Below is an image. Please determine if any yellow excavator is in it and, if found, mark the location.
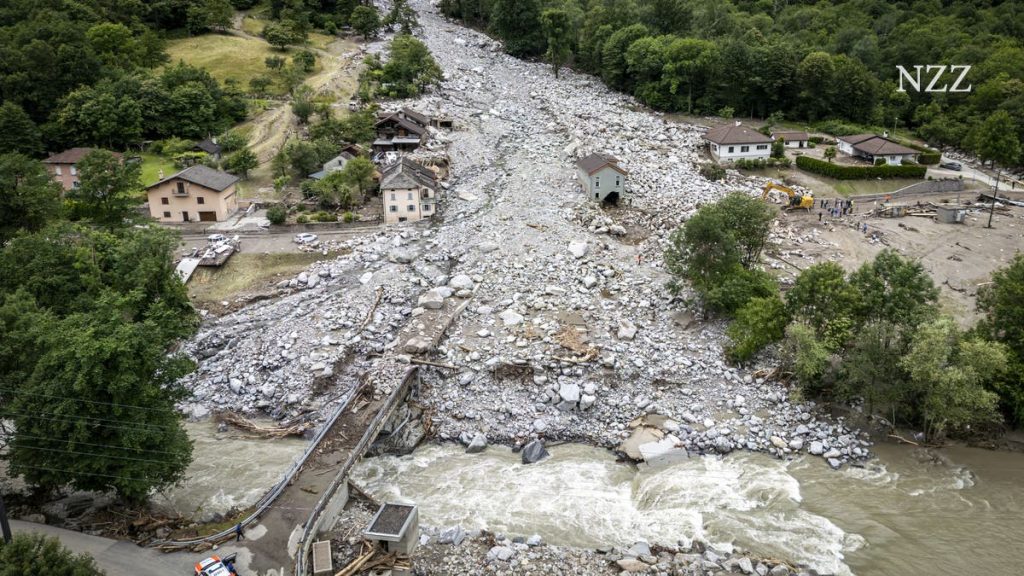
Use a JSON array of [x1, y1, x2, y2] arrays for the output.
[[762, 181, 814, 211]]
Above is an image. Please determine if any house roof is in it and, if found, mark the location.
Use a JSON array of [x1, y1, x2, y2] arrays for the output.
[[771, 130, 809, 141], [838, 133, 878, 146], [576, 153, 627, 176], [43, 147, 122, 164], [842, 134, 918, 156], [703, 123, 773, 145], [194, 138, 222, 155], [381, 158, 436, 190], [148, 164, 239, 192], [376, 113, 426, 136], [400, 108, 430, 127]]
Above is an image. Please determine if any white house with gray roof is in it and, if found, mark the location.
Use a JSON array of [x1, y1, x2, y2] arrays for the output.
[[576, 152, 628, 203], [381, 158, 438, 224], [703, 122, 772, 162]]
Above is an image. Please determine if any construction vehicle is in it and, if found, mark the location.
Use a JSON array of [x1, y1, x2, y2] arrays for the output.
[[194, 554, 238, 576], [762, 182, 814, 210]]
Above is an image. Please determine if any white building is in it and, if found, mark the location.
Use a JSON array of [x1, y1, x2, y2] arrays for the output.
[[770, 130, 810, 148], [703, 122, 772, 162], [576, 153, 628, 204], [381, 158, 438, 225], [837, 134, 919, 166]]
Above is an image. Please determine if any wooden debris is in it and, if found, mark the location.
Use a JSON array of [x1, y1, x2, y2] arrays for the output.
[[410, 358, 460, 370], [358, 287, 385, 333], [215, 412, 309, 438]]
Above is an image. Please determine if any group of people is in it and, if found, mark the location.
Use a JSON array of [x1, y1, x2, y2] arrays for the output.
[[817, 197, 854, 221]]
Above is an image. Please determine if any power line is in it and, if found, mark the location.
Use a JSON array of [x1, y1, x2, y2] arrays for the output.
[[0, 411, 177, 433], [0, 432, 187, 456], [6, 444, 174, 466], [1, 407, 178, 431], [11, 464, 157, 483], [0, 387, 172, 413]]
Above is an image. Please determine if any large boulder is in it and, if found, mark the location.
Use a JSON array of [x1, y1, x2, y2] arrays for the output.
[[521, 439, 549, 464], [499, 309, 524, 326], [418, 289, 445, 310], [449, 274, 475, 291], [466, 433, 488, 454], [568, 241, 588, 259]]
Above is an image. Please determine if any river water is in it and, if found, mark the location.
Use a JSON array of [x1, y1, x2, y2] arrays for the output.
[[350, 442, 1024, 576], [150, 421, 308, 520]]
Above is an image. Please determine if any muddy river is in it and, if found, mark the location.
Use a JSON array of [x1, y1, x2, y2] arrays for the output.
[[351, 442, 1024, 576]]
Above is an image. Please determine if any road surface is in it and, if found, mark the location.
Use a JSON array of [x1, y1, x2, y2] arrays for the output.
[[10, 520, 257, 576]]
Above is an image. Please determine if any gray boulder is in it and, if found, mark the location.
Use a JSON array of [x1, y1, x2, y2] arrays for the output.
[[466, 433, 488, 454], [418, 289, 445, 310], [521, 440, 549, 464]]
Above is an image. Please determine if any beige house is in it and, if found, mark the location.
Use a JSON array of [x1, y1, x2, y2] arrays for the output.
[[576, 153, 628, 203], [146, 165, 239, 223], [770, 130, 810, 148], [42, 147, 122, 192], [703, 122, 772, 162], [381, 158, 438, 225], [837, 134, 919, 166]]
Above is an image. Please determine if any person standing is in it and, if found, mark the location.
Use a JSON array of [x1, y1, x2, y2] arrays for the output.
[[235, 522, 245, 542]]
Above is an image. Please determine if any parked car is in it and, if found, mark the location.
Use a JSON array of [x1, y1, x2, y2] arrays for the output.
[[207, 234, 227, 243], [194, 554, 237, 576], [294, 233, 318, 244], [939, 160, 962, 171]]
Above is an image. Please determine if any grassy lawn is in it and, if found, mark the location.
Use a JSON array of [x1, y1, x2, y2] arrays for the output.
[[139, 153, 177, 186], [241, 16, 266, 37], [188, 252, 328, 306], [165, 33, 290, 95]]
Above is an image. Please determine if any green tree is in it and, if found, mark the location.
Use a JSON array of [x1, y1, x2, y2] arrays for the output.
[[386, 0, 419, 34], [785, 262, 860, 346], [67, 150, 141, 227], [313, 171, 354, 208], [839, 320, 909, 418], [0, 533, 104, 576], [224, 148, 259, 178], [266, 203, 287, 224], [541, 9, 573, 79], [726, 295, 789, 362], [0, 154, 62, 242], [602, 25, 649, 91], [771, 137, 785, 159], [266, 55, 287, 70], [379, 35, 443, 98], [292, 86, 315, 124], [0, 102, 42, 156], [351, 5, 382, 39], [976, 255, 1024, 424], [263, 21, 299, 50], [782, 322, 831, 387], [849, 249, 939, 329], [250, 75, 273, 95], [54, 83, 143, 149], [824, 146, 837, 163], [293, 50, 316, 72], [491, 0, 546, 57], [972, 110, 1022, 228], [902, 317, 1004, 440], [339, 156, 374, 197], [796, 51, 835, 121]]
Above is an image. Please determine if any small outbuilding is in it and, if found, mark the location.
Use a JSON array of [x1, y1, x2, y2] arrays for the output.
[[576, 153, 628, 204], [770, 130, 810, 148], [936, 204, 966, 224]]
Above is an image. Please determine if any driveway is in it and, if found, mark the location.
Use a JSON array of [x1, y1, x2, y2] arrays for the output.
[[10, 520, 259, 576]]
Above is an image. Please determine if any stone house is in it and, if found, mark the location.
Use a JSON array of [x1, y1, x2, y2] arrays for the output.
[[770, 130, 810, 148], [381, 158, 438, 225], [837, 134, 919, 165], [576, 153, 628, 204], [42, 147, 122, 192], [703, 122, 772, 162], [146, 164, 239, 223], [373, 111, 428, 154]]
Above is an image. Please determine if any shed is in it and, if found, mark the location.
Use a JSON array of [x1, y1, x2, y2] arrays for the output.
[[936, 205, 966, 224]]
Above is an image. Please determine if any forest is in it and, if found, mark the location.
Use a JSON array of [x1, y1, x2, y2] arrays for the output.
[[441, 0, 1024, 165]]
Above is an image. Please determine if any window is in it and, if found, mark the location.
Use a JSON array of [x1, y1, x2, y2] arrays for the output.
[[756, 144, 768, 150], [740, 145, 750, 152], [55, 166, 62, 176], [407, 192, 413, 200], [72, 181, 80, 188], [163, 211, 171, 218], [70, 166, 77, 175], [408, 205, 415, 212], [728, 146, 734, 153], [423, 204, 431, 212], [389, 205, 397, 212], [176, 182, 186, 195], [390, 193, 396, 201], [197, 197, 205, 205], [711, 144, 718, 152], [161, 197, 169, 205], [595, 177, 600, 188], [615, 176, 620, 186]]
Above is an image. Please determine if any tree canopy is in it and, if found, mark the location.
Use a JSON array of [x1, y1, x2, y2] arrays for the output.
[[0, 533, 105, 576]]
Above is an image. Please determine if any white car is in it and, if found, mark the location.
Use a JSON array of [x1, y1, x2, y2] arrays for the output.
[[294, 233, 318, 244], [207, 234, 227, 243]]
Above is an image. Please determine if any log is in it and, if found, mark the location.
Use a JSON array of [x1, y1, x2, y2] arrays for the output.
[[359, 286, 385, 332], [215, 412, 308, 438], [410, 358, 460, 370]]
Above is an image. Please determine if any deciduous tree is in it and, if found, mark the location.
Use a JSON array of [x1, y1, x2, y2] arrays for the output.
[[0, 533, 104, 576], [0, 154, 61, 241], [541, 9, 573, 79]]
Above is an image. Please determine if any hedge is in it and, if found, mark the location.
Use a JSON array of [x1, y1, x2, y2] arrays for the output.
[[900, 141, 941, 164], [795, 156, 927, 180]]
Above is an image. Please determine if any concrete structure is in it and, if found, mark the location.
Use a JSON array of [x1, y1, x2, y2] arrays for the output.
[[936, 204, 967, 224], [771, 130, 809, 148], [42, 147, 122, 192], [364, 503, 419, 576], [146, 165, 239, 223], [381, 158, 438, 225], [703, 122, 772, 162], [837, 134, 919, 165], [576, 152, 628, 203]]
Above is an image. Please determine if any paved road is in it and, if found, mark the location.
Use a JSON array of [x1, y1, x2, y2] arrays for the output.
[[10, 520, 257, 576]]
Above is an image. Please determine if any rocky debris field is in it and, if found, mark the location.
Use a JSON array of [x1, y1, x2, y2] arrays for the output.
[[330, 498, 808, 576]]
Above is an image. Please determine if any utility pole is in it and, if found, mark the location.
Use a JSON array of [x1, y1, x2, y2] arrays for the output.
[[0, 492, 12, 544], [988, 168, 1001, 229]]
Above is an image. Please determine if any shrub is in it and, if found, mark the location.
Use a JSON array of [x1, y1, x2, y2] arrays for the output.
[[300, 180, 318, 199], [296, 214, 310, 223], [874, 157, 886, 166], [795, 155, 927, 180], [266, 204, 287, 224], [343, 211, 356, 223], [726, 295, 790, 362], [699, 163, 726, 181], [809, 136, 824, 144], [314, 211, 337, 222]]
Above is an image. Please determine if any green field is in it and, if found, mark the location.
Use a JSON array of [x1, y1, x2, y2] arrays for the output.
[[165, 33, 290, 95], [139, 153, 177, 186], [189, 252, 328, 306]]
